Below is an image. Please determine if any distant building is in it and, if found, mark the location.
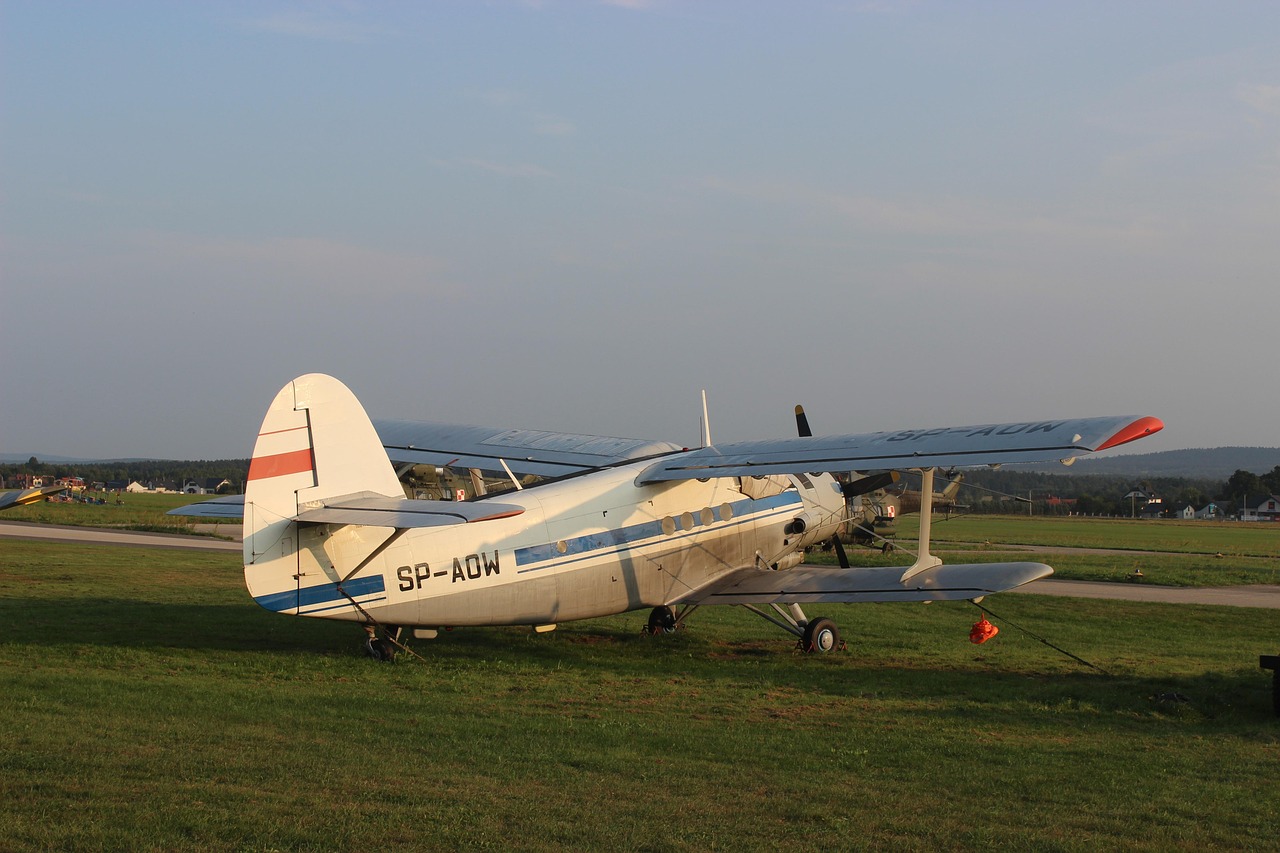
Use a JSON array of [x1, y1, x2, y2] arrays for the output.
[[1250, 495, 1280, 522], [183, 478, 233, 495], [1194, 503, 1224, 520]]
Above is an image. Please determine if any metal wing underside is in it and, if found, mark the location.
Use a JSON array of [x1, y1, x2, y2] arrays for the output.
[[374, 419, 685, 479], [678, 562, 1053, 605], [638, 415, 1162, 483], [167, 494, 245, 519]]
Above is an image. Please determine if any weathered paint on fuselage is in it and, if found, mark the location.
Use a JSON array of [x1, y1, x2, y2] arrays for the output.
[[265, 458, 847, 628]]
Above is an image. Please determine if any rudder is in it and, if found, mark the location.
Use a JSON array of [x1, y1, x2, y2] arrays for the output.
[[243, 374, 402, 610]]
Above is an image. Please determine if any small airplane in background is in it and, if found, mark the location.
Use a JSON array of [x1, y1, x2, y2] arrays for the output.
[[174, 374, 1162, 660], [0, 484, 70, 511]]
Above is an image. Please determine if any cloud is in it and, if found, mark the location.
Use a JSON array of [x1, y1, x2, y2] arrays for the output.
[[696, 177, 1165, 250], [533, 114, 576, 136], [1237, 83, 1280, 117], [240, 8, 392, 43], [466, 89, 576, 138], [459, 158, 554, 178], [113, 231, 461, 301]]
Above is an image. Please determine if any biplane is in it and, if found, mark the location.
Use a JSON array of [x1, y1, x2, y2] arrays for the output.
[[174, 374, 1162, 659]]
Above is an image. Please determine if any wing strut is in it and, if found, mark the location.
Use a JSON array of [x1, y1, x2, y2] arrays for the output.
[[900, 467, 942, 583]]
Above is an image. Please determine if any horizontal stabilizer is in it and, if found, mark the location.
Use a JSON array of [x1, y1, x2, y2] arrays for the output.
[[167, 494, 246, 519], [678, 561, 1052, 605], [293, 493, 524, 529]]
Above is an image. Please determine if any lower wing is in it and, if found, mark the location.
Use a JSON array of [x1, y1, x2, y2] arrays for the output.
[[678, 561, 1052, 605]]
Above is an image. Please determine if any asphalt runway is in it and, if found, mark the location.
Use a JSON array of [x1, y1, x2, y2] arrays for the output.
[[1009, 577, 1280, 609], [0, 520, 240, 552], [2, 520, 1278, 609]]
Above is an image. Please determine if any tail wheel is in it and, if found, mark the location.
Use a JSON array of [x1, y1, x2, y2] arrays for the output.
[[645, 605, 678, 635], [801, 617, 842, 653]]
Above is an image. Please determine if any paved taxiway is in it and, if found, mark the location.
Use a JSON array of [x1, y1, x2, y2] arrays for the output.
[[2, 520, 1277, 609], [0, 520, 240, 552]]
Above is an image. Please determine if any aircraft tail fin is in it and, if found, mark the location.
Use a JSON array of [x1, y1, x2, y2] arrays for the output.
[[940, 473, 963, 500], [243, 374, 404, 610]]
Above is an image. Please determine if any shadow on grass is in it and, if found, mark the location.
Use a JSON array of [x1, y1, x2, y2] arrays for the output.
[[4, 594, 1275, 725]]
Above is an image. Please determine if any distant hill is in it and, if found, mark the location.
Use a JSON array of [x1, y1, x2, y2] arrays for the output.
[[0, 453, 155, 464], [1030, 447, 1280, 479], [5, 447, 1278, 481]]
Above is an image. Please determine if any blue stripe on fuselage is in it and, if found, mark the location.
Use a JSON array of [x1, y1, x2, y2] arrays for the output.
[[254, 573, 387, 613], [514, 490, 802, 574]]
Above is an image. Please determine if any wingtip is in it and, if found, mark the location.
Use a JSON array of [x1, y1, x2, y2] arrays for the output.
[[1095, 416, 1164, 451]]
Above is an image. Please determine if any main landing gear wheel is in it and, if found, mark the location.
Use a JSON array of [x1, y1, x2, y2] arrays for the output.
[[801, 617, 842, 654], [363, 631, 397, 662], [363, 635, 396, 660], [645, 605, 678, 635]]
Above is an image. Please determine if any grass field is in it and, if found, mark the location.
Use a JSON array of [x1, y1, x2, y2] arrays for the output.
[[2, 535, 1278, 851], [0, 491, 230, 536], [812, 515, 1280, 587]]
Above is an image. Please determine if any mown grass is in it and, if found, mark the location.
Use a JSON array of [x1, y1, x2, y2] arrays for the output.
[[817, 515, 1280, 587], [915, 514, 1280, 558], [812, 546, 1280, 587], [1, 537, 1278, 851]]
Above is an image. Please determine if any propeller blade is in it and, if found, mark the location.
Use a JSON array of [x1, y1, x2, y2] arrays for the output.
[[831, 534, 850, 569], [794, 404, 812, 438]]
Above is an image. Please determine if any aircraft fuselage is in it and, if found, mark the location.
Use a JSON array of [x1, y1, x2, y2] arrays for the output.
[[252, 459, 846, 628]]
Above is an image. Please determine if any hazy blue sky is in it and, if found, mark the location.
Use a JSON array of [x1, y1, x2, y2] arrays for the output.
[[3, 1, 1277, 460]]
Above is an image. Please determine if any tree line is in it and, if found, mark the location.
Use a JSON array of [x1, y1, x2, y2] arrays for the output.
[[5, 457, 1279, 517], [955, 466, 1280, 516], [1, 458, 250, 493]]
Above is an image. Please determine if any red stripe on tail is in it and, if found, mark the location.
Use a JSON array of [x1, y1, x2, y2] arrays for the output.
[[248, 448, 315, 481]]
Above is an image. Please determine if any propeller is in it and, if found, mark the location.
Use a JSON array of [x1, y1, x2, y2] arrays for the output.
[[795, 403, 865, 569], [794, 404, 813, 438]]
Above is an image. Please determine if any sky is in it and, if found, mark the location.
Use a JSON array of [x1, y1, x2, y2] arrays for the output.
[[2, 1, 1278, 460]]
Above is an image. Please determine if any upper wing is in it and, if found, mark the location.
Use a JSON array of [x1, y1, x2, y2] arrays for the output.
[[637, 415, 1162, 483], [678, 561, 1053, 605], [374, 419, 683, 479]]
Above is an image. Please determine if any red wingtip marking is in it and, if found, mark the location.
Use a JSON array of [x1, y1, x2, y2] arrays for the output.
[[248, 448, 315, 481], [1096, 416, 1164, 452]]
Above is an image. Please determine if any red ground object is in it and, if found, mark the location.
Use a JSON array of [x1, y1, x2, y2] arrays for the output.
[[970, 617, 999, 644]]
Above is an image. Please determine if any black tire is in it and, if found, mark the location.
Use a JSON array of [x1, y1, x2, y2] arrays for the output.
[[646, 605, 678, 635], [801, 617, 841, 653], [364, 637, 397, 662]]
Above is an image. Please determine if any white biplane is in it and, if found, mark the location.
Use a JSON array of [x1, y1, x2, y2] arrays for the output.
[[175, 374, 1162, 659]]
